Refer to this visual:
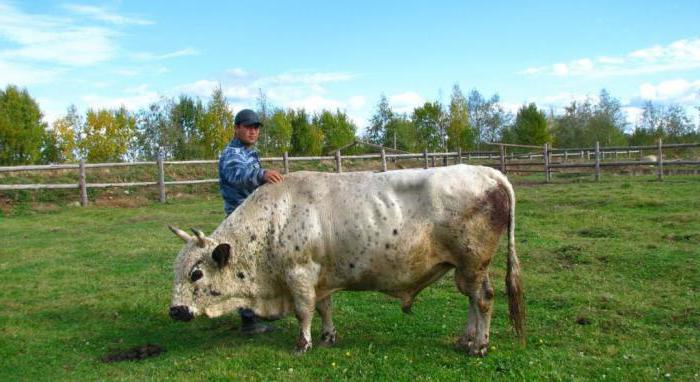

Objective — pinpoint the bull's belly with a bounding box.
[322,257,454,296]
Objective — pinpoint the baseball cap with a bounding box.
[234,109,262,127]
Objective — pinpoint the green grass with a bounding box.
[1,175,698,381]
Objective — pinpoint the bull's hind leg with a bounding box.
[455,268,494,356]
[315,296,337,346]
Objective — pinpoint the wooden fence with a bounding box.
[0,140,698,206]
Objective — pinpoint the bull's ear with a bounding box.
[212,244,231,268]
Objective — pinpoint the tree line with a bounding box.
[1,83,698,165]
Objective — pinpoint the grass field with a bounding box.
[1,174,698,381]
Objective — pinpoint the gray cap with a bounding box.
[234,109,262,127]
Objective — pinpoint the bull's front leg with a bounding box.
[316,295,336,346]
[286,266,319,355]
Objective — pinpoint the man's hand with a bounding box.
[263,169,284,184]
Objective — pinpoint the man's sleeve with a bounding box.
[219,149,265,189]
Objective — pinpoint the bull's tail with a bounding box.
[503,178,525,344]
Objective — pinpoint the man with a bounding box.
[218,109,284,334]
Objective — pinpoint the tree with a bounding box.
[81,107,136,162]
[385,116,417,152]
[588,89,627,146]
[512,103,550,145]
[467,89,511,148]
[314,109,356,153]
[367,94,393,145]
[266,109,293,154]
[290,109,323,156]
[412,101,444,152]
[133,100,170,160]
[446,84,474,150]
[202,86,234,158]
[52,105,83,162]
[169,95,206,159]
[0,85,47,165]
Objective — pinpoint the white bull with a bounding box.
[169,164,524,356]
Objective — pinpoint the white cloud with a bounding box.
[0,59,62,86]
[256,72,356,87]
[62,4,153,25]
[227,68,249,78]
[132,48,198,61]
[636,78,700,104]
[348,96,366,109]
[389,92,424,114]
[175,80,220,98]
[0,3,118,67]
[284,95,343,112]
[82,84,160,111]
[520,37,700,77]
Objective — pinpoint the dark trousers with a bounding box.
[239,308,257,327]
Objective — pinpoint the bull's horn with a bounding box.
[168,225,192,243]
[190,228,207,248]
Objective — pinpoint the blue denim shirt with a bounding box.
[218,139,266,215]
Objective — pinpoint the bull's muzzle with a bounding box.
[169,305,194,322]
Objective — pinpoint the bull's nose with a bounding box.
[169,305,194,322]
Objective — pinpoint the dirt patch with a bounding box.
[664,233,698,242]
[123,215,157,224]
[576,316,591,325]
[578,227,617,238]
[554,245,589,268]
[93,195,150,208]
[102,344,164,363]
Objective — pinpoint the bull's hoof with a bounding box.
[319,330,337,347]
[294,337,312,355]
[455,336,489,357]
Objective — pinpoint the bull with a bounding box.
[168,164,524,356]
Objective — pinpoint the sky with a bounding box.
[1,0,699,132]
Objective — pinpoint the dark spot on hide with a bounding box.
[237,272,245,280]
[210,289,222,296]
[393,229,398,235]
[190,269,203,282]
[349,263,355,268]
[250,234,257,241]
[295,245,300,251]
[385,243,391,249]
[485,184,510,231]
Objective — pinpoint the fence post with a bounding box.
[657,138,663,181]
[467,152,471,161]
[157,152,166,203]
[543,143,550,183]
[381,148,387,172]
[335,150,342,173]
[431,155,436,167]
[283,151,289,174]
[79,159,88,207]
[442,153,448,166]
[564,150,568,162]
[594,141,601,182]
[423,149,429,169]
[458,148,462,164]
[499,145,506,174]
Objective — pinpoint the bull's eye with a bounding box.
[191,269,204,282]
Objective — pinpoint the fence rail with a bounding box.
[1,140,698,206]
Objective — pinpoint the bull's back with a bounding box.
[268,165,508,293]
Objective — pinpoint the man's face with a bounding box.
[234,124,260,146]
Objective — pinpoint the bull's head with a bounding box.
[168,225,246,322]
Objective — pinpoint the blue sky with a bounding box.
[1,0,699,132]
